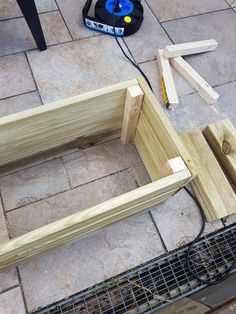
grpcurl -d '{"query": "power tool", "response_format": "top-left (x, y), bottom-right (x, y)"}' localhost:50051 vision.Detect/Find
top-left (82, 0), bottom-right (144, 36)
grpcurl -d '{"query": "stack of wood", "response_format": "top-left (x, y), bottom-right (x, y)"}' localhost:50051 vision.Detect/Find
top-left (157, 39), bottom-right (220, 109)
top-left (181, 119), bottom-right (236, 221)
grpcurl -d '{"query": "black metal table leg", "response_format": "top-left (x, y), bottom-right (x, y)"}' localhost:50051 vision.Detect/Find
top-left (16, 0), bottom-right (47, 51)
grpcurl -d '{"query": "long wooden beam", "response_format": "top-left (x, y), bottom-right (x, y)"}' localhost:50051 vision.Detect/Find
top-left (170, 56), bottom-right (219, 105)
top-left (203, 119), bottom-right (236, 186)
top-left (163, 39), bottom-right (218, 58)
top-left (181, 130), bottom-right (236, 221)
top-left (0, 79), bottom-right (138, 167)
top-left (0, 169), bottom-right (191, 271)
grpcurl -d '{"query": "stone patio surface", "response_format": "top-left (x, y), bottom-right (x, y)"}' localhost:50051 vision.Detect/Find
top-left (0, 0), bottom-right (236, 313)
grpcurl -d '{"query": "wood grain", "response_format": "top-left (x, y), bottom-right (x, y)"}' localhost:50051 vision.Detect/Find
top-left (121, 85), bottom-right (144, 144)
top-left (163, 39), bottom-right (218, 58)
top-left (170, 56), bottom-right (219, 105)
top-left (0, 79), bottom-right (138, 167)
top-left (203, 119), bottom-right (236, 186)
top-left (181, 130), bottom-right (236, 221)
top-left (0, 169), bottom-right (191, 271)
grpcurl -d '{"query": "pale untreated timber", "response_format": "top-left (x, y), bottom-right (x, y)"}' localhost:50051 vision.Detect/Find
top-left (170, 56), bottom-right (219, 104)
top-left (203, 119), bottom-right (236, 186)
top-left (121, 85), bottom-right (144, 144)
top-left (136, 77), bottom-right (196, 179)
top-left (0, 79), bottom-right (138, 167)
top-left (157, 49), bottom-right (179, 108)
top-left (181, 130), bottom-right (236, 221)
top-left (0, 169), bottom-right (191, 271)
top-left (163, 39), bottom-right (218, 58)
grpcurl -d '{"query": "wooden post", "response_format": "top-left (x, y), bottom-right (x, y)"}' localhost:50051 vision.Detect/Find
top-left (170, 56), bottom-right (219, 104)
top-left (121, 85), bottom-right (144, 144)
top-left (157, 49), bottom-right (179, 108)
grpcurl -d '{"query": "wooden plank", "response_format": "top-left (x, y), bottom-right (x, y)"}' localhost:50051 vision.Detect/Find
top-left (136, 77), bottom-right (197, 178)
top-left (181, 130), bottom-right (236, 221)
top-left (0, 79), bottom-right (138, 167)
top-left (170, 56), bottom-right (219, 104)
top-left (203, 119), bottom-right (236, 186)
top-left (157, 49), bottom-right (179, 108)
top-left (163, 39), bottom-right (218, 58)
top-left (0, 169), bottom-right (191, 271)
top-left (121, 85), bottom-right (144, 144)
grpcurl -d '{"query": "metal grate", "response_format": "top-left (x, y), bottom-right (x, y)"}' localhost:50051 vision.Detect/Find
top-left (34, 223), bottom-right (236, 314)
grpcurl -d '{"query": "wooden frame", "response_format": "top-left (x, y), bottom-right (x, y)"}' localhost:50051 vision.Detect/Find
top-left (0, 77), bottom-right (195, 271)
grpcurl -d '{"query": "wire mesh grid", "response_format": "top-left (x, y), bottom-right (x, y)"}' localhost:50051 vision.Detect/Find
top-left (34, 223), bottom-right (236, 314)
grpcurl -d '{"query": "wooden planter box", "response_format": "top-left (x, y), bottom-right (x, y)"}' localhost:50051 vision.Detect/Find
top-left (0, 77), bottom-right (195, 271)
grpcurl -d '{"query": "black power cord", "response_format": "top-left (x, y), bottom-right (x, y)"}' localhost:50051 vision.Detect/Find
top-left (111, 0), bottom-right (236, 287)
top-left (184, 186), bottom-right (236, 286)
top-left (112, 0), bottom-right (153, 92)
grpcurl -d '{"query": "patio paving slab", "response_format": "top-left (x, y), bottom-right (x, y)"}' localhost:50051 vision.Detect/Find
top-left (0, 0), bottom-right (57, 20)
top-left (27, 36), bottom-right (138, 104)
top-left (146, 0), bottom-right (229, 22)
top-left (0, 53), bottom-right (35, 99)
top-left (0, 91), bottom-right (42, 118)
top-left (57, 0), bottom-right (98, 39)
top-left (123, 1), bottom-right (171, 63)
top-left (0, 11), bottom-right (71, 56)
top-left (0, 158), bottom-right (70, 211)
top-left (6, 169), bottom-right (139, 236)
top-left (62, 139), bottom-right (142, 188)
top-left (162, 10), bottom-right (236, 87)
top-left (0, 287), bottom-right (25, 314)
top-left (151, 189), bottom-right (224, 251)
top-left (13, 170), bottom-right (165, 311)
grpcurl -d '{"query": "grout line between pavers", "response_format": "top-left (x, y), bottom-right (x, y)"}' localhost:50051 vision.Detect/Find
top-left (5, 167), bottom-right (133, 214)
top-left (160, 7), bottom-right (232, 24)
top-left (24, 52), bottom-right (44, 106)
top-left (143, 0), bottom-right (174, 44)
top-left (0, 9), bottom-right (59, 22)
top-left (148, 211), bottom-right (168, 253)
top-left (0, 90), bottom-right (39, 102)
top-left (54, 0), bottom-right (74, 41)
top-left (0, 284), bottom-right (20, 296)
top-left (60, 156), bottom-right (73, 190)
top-left (16, 267), bottom-right (29, 314)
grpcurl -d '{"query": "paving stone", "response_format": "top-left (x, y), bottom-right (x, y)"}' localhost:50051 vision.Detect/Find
top-left (162, 10), bottom-right (236, 87)
top-left (0, 158), bottom-right (70, 211)
top-left (0, 11), bottom-right (71, 56)
top-left (62, 139), bottom-right (141, 188)
top-left (0, 54), bottom-right (35, 99)
top-left (7, 169), bottom-right (138, 236)
top-left (0, 91), bottom-right (42, 118)
top-left (15, 170), bottom-right (164, 311)
top-left (0, 201), bottom-right (19, 292)
top-left (191, 272), bottom-right (236, 308)
top-left (214, 81), bottom-right (236, 127)
top-left (208, 300), bottom-right (236, 314)
top-left (146, 0), bottom-right (229, 22)
top-left (157, 297), bottom-right (210, 314)
top-left (227, 0), bottom-right (236, 7)
top-left (139, 59), bottom-right (194, 105)
top-left (131, 163), bottom-right (151, 186)
top-left (26, 36), bottom-right (138, 103)
top-left (123, 1), bottom-right (171, 63)
top-left (0, 0), bottom-right (57, 20)
top-left (223, 214), bottom-right (236, 226)
top-left (167, 91), bottom-right (224, 134)
top-left (57, 0), bottom-right (98, 39)
top-left (151, 189), bottom-right (224, 251)
top-left (0, 287), bottom-right (26, 314)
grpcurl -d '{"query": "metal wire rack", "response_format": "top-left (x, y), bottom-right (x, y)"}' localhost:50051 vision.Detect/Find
top-left (34, 223), bottom-right (236, 314)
